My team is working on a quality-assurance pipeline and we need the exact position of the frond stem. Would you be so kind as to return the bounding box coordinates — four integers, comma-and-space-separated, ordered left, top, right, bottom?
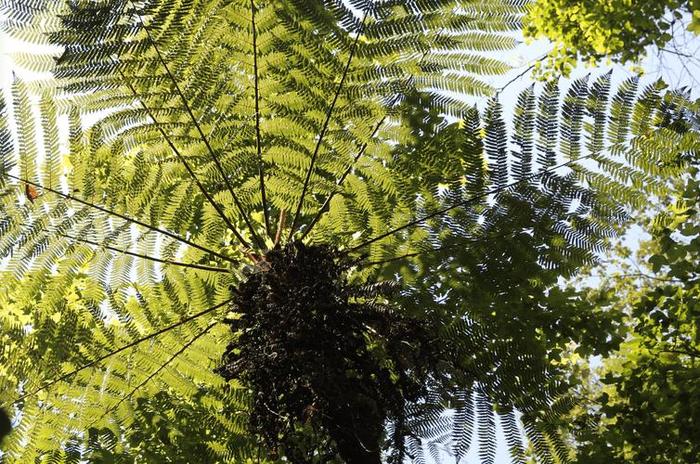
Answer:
349, 155, 591, 253
300, 111, 387, 241
358, 229, 532, 268
274, 209, 287, 247
132, 6, 265, 250
300, 41, 438, 241
116, 64, 254, 250
287, 12, 369, 242
89, 322, 216, 427
3, 298, 232, 408
251, 0, 272, 239
3, 172, 235, 264
58, 232, 230, 273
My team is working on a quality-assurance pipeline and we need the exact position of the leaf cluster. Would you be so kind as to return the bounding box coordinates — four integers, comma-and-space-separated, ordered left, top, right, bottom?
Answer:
566, 166, 700, 464
524, 0, 700, 77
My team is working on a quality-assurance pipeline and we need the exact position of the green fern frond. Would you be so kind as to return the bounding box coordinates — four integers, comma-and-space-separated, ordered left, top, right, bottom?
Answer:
0, 0, 698, 462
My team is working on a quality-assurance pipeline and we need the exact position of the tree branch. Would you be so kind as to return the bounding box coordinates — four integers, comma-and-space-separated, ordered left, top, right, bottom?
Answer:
494, 55, 546, 97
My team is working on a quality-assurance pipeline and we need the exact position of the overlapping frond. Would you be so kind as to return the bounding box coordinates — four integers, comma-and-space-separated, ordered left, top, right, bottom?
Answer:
15, 0, 521, 250
0, 0, 698, 463
356, 73, 699, 463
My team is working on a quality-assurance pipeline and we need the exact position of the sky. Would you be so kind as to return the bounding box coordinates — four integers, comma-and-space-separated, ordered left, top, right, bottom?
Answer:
1, 5, 700, 464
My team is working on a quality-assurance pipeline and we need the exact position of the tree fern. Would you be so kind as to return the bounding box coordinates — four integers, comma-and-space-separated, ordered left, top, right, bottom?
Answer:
0, 1, 698, 463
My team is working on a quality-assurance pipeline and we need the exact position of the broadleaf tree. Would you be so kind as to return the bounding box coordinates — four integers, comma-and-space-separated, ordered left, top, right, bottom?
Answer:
565, 150, 700, 464
0, 1, 698, 463
524, 0, 700, 77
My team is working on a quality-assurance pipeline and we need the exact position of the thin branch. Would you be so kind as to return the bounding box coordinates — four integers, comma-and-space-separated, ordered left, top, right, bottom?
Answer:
251, 0, 272, 239
659, 47, 695, 59
349, 155, 591, 253
131, 5, 265, 250
3, 172, 235, 264
494, 55, 546, 97
58, 232, 230, 273
658, 349, 700, 359
361, 249, 422, 267
89, 322, 216, 427
3, 298, 232, 408
288, 12, 369, 242
598, 272, 685, 283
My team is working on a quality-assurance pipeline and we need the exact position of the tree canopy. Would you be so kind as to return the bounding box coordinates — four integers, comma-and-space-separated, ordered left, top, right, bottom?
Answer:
524, 0, 700, 76
567, 159, 700, 464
